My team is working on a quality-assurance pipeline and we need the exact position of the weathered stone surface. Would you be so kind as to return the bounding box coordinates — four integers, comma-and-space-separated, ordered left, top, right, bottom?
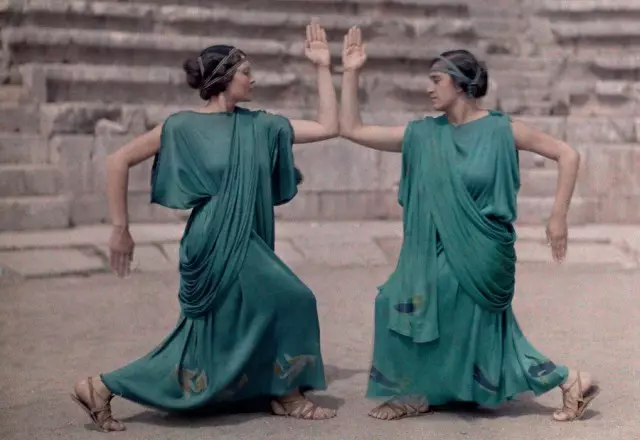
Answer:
96, 243, 176, 272
542, 0, 640, 14
551, 21, 640, 41
40, 103, 122, 135
0, 134, 48, 164
273, 239, 306, 267
0, 196, 70, 231
582, 144, 640, 196
566, 117, 635, 144
0, 248, 104, 277
293, 139, 379, 192
292, 236, 389, 267
0, 104, 40, 133
519, 169, 558, 198
0, 164, 63, 197
49, 135, 93, 194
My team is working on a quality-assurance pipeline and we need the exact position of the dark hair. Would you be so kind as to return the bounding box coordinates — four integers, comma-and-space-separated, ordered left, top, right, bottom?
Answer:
429, 50, 488, 99
183, 45, 247, 100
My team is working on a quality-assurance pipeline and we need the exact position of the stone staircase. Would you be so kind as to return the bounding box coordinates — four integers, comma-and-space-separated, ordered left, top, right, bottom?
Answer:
0, 0, 636, 230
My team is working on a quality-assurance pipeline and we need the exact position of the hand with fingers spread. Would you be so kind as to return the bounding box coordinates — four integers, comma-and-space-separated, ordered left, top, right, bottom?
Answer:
305, 21, 331, 67
342, 26, 367, 72
109, 225, 135, 277
546, 214, 568, 263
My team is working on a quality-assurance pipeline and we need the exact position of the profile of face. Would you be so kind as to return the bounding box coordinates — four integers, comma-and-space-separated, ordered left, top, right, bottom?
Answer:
426, 68, 461, 111
425, 50, 489, 112
225, 60, 255, 102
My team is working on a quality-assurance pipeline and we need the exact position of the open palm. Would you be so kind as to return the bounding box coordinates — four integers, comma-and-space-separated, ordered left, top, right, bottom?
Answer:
304, 22, 331, 67
342, 26, 367, 71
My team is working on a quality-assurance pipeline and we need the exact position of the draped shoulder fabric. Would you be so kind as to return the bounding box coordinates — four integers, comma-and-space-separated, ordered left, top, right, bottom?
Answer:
149, 108, 301, 318
368, 111, 568, 406
100, 108, 327, 411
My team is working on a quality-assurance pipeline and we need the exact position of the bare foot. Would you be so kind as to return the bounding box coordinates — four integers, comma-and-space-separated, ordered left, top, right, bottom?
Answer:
271, 390, 337, 420
70, 377, 125, 432
553, 370, 600, 422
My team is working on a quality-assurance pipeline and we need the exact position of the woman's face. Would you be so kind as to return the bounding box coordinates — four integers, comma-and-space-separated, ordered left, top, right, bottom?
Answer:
426, 68, 461, 111
227, 61, 255, 102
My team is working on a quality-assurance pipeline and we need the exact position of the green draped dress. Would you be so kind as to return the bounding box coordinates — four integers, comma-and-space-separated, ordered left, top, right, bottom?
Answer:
368, 111, 569, 406
101, 107, 326, 411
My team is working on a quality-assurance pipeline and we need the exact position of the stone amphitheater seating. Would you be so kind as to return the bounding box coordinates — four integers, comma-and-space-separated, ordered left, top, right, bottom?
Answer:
0, 0, 639, 230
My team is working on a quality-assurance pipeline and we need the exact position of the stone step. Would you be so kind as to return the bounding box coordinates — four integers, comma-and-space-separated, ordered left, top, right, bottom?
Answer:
0, 85, 28, 103
5, 0, 474, 42
517, 197, 595, 226
0, 133, 48, 164
0, 195, 70, 231
0, 164, 63, 197
519, 169, 557, 198
4, 26, 478, 74
0, 104, 41, 133
551, 20, 640, 42
111, 0, 470, 16
576, 50, 640, 73
541, 0, 640, 16
18, 62, 450, 107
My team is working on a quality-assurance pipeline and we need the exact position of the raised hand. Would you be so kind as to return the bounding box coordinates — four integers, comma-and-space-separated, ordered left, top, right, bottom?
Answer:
304, 21, 331, 67
342, 26, 367, 71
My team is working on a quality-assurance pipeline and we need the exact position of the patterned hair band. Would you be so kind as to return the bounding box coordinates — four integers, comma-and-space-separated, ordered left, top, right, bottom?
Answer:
198, 48, 247, 91
431, 55, 483, 98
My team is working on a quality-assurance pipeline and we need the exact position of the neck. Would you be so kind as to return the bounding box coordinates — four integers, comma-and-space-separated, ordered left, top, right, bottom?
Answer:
202, 93, 237, 113
444, 99, 482, 125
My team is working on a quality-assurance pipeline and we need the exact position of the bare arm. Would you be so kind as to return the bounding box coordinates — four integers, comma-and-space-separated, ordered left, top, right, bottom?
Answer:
339, 26, 405, 152
288, 22, 339, 144
340, 69, 405, 152
289, 64, 339, 143
106, 124, 162, 227
512, 119, 580, 218
512, 119, 580, 262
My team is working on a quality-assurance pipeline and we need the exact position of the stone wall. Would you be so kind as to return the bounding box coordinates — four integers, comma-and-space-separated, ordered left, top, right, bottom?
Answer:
0, 0, 639, 230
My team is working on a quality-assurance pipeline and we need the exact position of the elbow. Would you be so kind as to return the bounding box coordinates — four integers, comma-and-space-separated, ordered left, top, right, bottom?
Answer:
106, 151, 129, 174
558, 143, 581, 169
338, 122, 358, 141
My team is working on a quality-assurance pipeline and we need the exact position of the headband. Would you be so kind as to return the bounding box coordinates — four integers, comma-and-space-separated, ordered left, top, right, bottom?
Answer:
431, 55, 482, 98
196, 48, 246, 91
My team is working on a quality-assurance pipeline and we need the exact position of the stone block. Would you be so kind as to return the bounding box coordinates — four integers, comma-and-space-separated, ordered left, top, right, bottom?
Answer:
378, 151, 402, 191
274, 239, 306, 267
516, 116, 566, 140
0, 248, 105, 277
0, 134, 48, 164
0, 104, 40, 133
566, 117, 635, 144
40, 103, 122, 136
0, 164, 63, 197
0, 196, 70, 231
49, 135, 94, 194
317, 191, 401, 220
542, 0, 640, 14
519, 169, 558, 198
582, 144, 640, 196
96, 243, 176, 272
274, 192, 321, 220
596, 196, 640, 223
293, 138, 379, 192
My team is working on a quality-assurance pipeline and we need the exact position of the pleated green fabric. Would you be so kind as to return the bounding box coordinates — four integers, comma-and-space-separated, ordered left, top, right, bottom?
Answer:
101, 108, 326, 411
368, 111, 568, 406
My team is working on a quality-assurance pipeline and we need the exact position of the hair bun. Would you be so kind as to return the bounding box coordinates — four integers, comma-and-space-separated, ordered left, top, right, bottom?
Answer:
183, 58, 203, 90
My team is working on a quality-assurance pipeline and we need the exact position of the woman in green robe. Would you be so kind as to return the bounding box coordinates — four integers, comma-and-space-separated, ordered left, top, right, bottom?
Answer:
70, 23, 339, 432
339, 27, 600, 422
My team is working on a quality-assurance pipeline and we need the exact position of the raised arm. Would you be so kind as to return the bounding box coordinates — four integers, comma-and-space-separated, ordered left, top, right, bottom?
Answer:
106, 124, 162, 276
511, 119, 580, 262
340, 26, 405, 152
288, 22, 339, 144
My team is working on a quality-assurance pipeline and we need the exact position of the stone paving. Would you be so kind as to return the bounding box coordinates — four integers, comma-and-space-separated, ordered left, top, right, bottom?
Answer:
1, 221, 639, 280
